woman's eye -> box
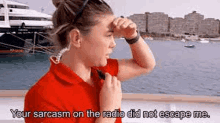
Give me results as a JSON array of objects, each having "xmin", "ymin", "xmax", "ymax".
[{"xmin": 107, "ymin": 34, "xmax": 113, "ymax": 37}]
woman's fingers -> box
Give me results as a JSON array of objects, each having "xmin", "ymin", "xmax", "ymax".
[
  {"xmin": 117, "ymin": 80, "xmax": 121, "ymax": 92},
  {"xmin": 127, "ymin": 23, "xmax": 137, "ymax": 29},
  {"xmin": 113, "ymin": 18, "xmax": 128, "ymax": 28},
  {"xmin": 113, "ymin": 17, "xmax": 120, "ymax": 27},
  {"xmin": 113, "ymin": 17, "xmax": 134, "ymax": 29},
  {"xmin": 121, "ymin": 19, "xmax": 133, "ymax": 29},
  {"xmin": 117, "ymin": 19, "xmax": 126, "ymax": 27},
  {"xmin": 105, "ymin": 73, "xmax": 120, "ymax": 89},
  {"xmin": 112, "ymin": 76, "xmax": 118, "ymax": 88},
  {"xmin": 113, "ymin": 17, "xmax": 137, "ymax": 38},
  {"xmin": 105, "ymin": 73, "xmax": 112, "ymax": 87}
]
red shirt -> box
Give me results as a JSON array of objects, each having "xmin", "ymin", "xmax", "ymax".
[{"xmin": 24, "ymin": 57, "xmax": 122, "ymax": 123}]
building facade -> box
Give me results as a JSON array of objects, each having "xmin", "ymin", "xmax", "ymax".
[
  {"xmin": 198, "ymin": 18, "xmax": 219, "ymax": 36},
  {"xmin": 184, "ymin": 11, "xmax": 204, "ymax": 35},
  {"xmin": 147, "ymin": 12, "xmax": 169, "ymax": 34},
  {"xmin": 128, "ymin": 11, "xmax": 220, "ymax": 37},
  {"xmin": 170, "ymin": 17, "xmax": 185, "ymax": 35},
  {"xmin": 127, "ymin": 14, "xmax": 146, "ymax": 32}
]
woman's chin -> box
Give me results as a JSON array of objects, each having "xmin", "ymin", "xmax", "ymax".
[
  {"xmin": 98, "ymin": 59, "xmax": 108, "ymax": 67},
  {"xmin": 101, "ymin": 60, "xmax": 108, "ymax": 66},
  {"xmin": 94, "ymin": 57, "xmax": 108, "ymax": 67}
]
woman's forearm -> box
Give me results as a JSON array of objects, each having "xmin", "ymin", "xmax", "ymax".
[
  {"xmin": 112, "ymin": 17, "xmax": 156, "ymax": 71},
  {"xmin": 129, "ymin": 36, "xmax": 156, "ymax": 70}
]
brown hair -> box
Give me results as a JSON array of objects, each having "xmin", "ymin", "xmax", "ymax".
[{"xmin": 51, "ymin": 0, "xmax": 114, "ymax": 50}]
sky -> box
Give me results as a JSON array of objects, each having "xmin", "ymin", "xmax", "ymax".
[{"xmin": 10, "ymin": 0, "xmax": 220, "ymax": 20}]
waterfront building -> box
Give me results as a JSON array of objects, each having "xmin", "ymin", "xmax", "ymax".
[
  {"xmin": 145, "ymin": 12, "xmax": 150, "ymax": 33},
  {"xmin": 127, "ymin": 14, "xmax": 146, "ymax": 32},
  {"xmin": 184, "ymin": 11, "xmax": 204, "ymax": 35},
  {"xmin": 129, "ymin": 10, "xmax": 220, "ymax": 37},
  {"xmin": 147, "ymin": 12, "xmax": 169, "ymax": 34},
  {"xmin": 170, "ymin": 17, "xmax": 186, "ymax": 35},
  {"xmin": 198, "ymin": 18, "xmax": 219, "ymax": 36}
]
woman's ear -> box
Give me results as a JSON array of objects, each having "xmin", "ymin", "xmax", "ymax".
[{"xmin": 69, "ymin": 29, "xmax": 81, "ymax": 48}]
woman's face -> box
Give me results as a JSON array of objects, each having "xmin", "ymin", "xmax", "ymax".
[{"xmin": 80, "ymin": 14, "xmax": 116, "ymax": 67}]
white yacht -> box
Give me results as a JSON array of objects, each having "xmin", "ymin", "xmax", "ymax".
[
  {"xmin": 180, "ymin": 39, "xmax": 186, "ymax": 42},
  {"xmin": 144, "ymin": 37, "xmax": 153, "ymax": 41},
  {"xmin": 185, "ymin": 34, "xmax": 199, "ymax": 41},
  {"xmin": 200, "ymin": 38, "xmax": 210, "ymax": 43},
  {"xmin": 0, "ymin": 0, "xmax": 52, "ymax": 28}
]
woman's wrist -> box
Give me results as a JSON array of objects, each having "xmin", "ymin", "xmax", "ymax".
[
  {"xmin": 125, "ymin": 31, "xmax": 138, "ymax": 39},
  {"xmin": 95, "ymin": 109, "xmax": 117, "ymax": 123},
  {"xmin": 125, "ymin": 31, "xmax": 140, "ymax": 44},
  {"xmin": 95, "ymin": 117, "xmax": 116, "ymax": 123}
]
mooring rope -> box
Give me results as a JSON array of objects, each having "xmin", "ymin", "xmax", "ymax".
[{"xmin": 8, "ymin": 33, "xmax": 54, "ymax": 54}]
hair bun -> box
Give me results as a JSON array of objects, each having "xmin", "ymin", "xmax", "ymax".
[{"xmin": 52, "ymin": 0, "xmax": 64, "ymax": 8}]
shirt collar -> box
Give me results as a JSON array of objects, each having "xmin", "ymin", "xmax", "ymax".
[{"xmin": 49, "ymin": 56, "xmax": 101, "ymax": 86}]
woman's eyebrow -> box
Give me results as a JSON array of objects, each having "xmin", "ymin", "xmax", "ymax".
[
  {"xmin": 107, "ymin": 28, "xmax": 114, "ymax": 32},
  {"xmin": 108, "ymin": 20, "xmax": 116, "ymax": 32},
  {"xmin": 108, "ymin": 29, "xmax": 114, "ymax": 33}
]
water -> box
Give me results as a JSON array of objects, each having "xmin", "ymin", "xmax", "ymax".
[
  {"xmin": 0, "ymin": 53, "xmax": 50, "ymax": 90},
  {"xmin": 1, "ymin": 40, "xmax": 220, "ymax": 97}
]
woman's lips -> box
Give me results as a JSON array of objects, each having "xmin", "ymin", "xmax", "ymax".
[
  {"xmin": 106, "ymin": 51, "xmax": 112, "ymax": 58},
  {"xmin": 106, "ymin": 54, "xmax": 109, "ymax": 58}
]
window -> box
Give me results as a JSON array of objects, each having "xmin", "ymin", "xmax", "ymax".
[
  {"xmin": 9, "ymin": 16, "xmax": 51, "ymax": 21},
  {"xmin": 0, "ymin": 16, "xmax": 5, "ymax": 21},
  {"xmin": 8, "ymin": 4, "xmax": 29, "ymax": 9},
  {"xmin": 0, "ymin": 4, "xmax": 4, "ymax": 8}
]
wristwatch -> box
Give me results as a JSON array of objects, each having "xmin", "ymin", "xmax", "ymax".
[{"xmin": 125, "ymin": 30, "xmax": 140, "ymax": 44}]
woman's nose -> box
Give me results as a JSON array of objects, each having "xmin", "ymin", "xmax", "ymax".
[{"xmin": 110, "ymin": 39, "xmax": 116, "ymax": 48}]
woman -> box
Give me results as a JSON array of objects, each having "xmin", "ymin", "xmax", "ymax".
[{"xmin": 24, "ymin": 0, "xmax": 156, "ymax": 123}]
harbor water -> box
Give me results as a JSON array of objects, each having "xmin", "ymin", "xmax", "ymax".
[{"xmin": 0, "ymin": 39, "xmax": 220, "ymax": 97}]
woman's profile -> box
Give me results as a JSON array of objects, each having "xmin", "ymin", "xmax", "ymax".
[{"xmin": 24, "ymin": 0, "xmax": 156, "ymax": 123}]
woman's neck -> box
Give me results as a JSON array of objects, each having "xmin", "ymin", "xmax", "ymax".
[{"xmin": 60, "ymin": 50, "xmax": 92, "ymax": 83}]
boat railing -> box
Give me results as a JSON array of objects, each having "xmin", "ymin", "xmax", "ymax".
[
  {"xmin": 9, "ymin": 32, "xmax": 54, "ymax": 54},
  {"xmin": 0, "ymin": 90, "xmax": 220, "ymax": 123},
  {"xmin": 0, "ymin": 28, "xmax": 57, "ymax": 55}
]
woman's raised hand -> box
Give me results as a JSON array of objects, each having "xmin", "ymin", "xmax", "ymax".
[
  {"xmin": 113, "ymin": 17, "xmax": 138, "ymax": 39},
  {"xmin": 98, "ymin": 72, "xmax": 122, "ymax": 122}
]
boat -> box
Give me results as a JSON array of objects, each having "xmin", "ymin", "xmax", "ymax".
[
  {"xmin": 209, "ymin": 37, "xmax": 220, "ymax": 41},
  {"xmin": 200, "ymin": 38, "xmax": 209, "ymax": 43},
  {"xmin": 180, "ymin": 39, "xmax": 185, "ymax": 42},
  {"xmin": 144, "ymin": 37, "xmax": 153, "ymax": 40},
  {"xmin": 0, "ymin": 0, "xmax": 52, "ymax": 28},
  {"xmin": 184, "ymin": 34, "xmax": 199, "ymax": 41},
  {"xmin": 0, "ymin": 0, "xmax": 53, "ymax": 55},
  {"xmin": 0, "ymin": 33, "xmax": 26, "ymax": 53},
  {"xmin": 184, "ymin": 45, "xmax": 195, "ymax": 48},
  {"xmin": 0, "ymin": 90, "xmax": 220, "ymax": 123}
]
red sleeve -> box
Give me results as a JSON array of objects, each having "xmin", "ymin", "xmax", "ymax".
[{"xmin": 97, "ymin": 59, "xmax": 119, "ymax": 76}]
